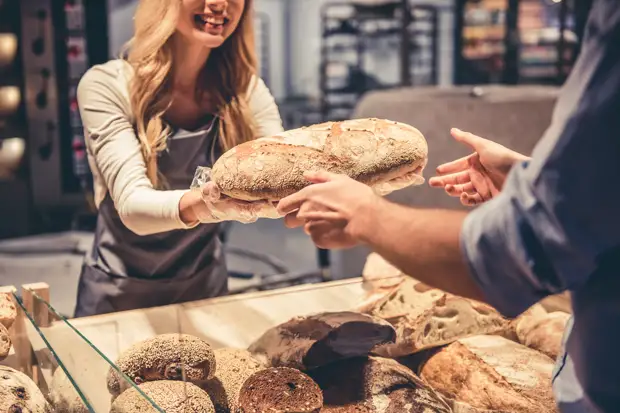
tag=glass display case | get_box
[2,279,370,412]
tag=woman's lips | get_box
[193,14,228,34]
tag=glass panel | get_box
[12,291,164,413]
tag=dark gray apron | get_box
[74,117,228,317]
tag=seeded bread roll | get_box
[0,292,17,329]
[0,323,10,361]
[309,356,451,413]
[49,368,89,413]
[210,118,428,203]
[110,380,215,413]
[107,333,216,398]
[419,335,557,413]
[201,348,265,413]
[368,278,508,358]
[248,312,396,371]
[237,367,323,413]
[0,365,52,413]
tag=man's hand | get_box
[277,171,381,249]
[428,128,530,206]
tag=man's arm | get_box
[358,201,486,302]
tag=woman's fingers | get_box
[429,170,471,187]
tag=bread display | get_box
[49,367,89,413]
[0,292,17,329]
[0,365,52,413]
[308,356,451,412]
[419,335,557,413]
[367,278,508,358]
[237,367,323,413]
[248,311,397,370]
[355,253,406,314]
[210,118,428,204]
[515,311,571,360]
[201,348,265,413]
[107,333,216,397]
[110,380,215,413]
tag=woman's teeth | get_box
[194,15,226,28]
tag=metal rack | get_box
[319,0,440,122]
[254,11,271,90]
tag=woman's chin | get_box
[191,31,227,48]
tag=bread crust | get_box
[211,118,428,201]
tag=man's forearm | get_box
[357,198,486,302]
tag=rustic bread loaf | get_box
[0,323,10,360]
[516,311,571,360]
[495,303,548,342]
[0,365,52,413]
[107,333,216,398]
[49,368,89,413]
[368,278,508,358]
[110,380,215,413]
[0,292,17,329]
[247,311,396,371]
[308,356,451,413]
[419,335,557,413]
[201,348,265,413]
[237,367,323,413]
[211,118,428,202]
[355,253,406,314]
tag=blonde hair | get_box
[124,0,258,187]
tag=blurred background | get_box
[0,0,591,315]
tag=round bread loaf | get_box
[211,118,428,202]
[110,380,215,413]
[107,333,216,397]
[201,348,264,412]
[237,367,323,413]
[0,365,52,413]
[0,323,10,361]
[0,292,17,329]
[49,368,89,413]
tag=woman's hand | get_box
[180,182,279,225]
[428,128,530,206]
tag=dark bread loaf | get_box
[211,118,428,202]
[308,356,451,413]
[419,335,557,413]
[368,278,508,358]
[110,380,215,413]
[0,365,52,413]
[107,333,216,398]
[201,348,265,413]
[247,311,396,371]
[237,367,323,413]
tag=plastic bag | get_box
[190,166,282,224]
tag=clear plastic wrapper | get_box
[190,166,282,223]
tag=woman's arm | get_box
[77,62,199,235]
[246,76,284,138]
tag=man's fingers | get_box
[284,211,305,228]
[429,171,471,187]
[451,128,485,149]
[460,192,484,206]
[277,189,310,215]
[297,209,342,221]
[445,182,475,197]
[435,154,476,175]
[304,170,340,183]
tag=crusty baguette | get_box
[419,335,557,413]
[367,278,508,358]
[211,118,428,202]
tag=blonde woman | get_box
[74,0,283,317]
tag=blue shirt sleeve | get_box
[460,1,620,318]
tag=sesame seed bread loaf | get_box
[210,118,428,203]
[110,380,215,413]
[107,333,216,398]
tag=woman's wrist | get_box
[179,190,203,225]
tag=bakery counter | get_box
[1,254,572,413]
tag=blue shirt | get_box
[460,1,620,412]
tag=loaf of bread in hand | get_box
[211,118,428,202]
